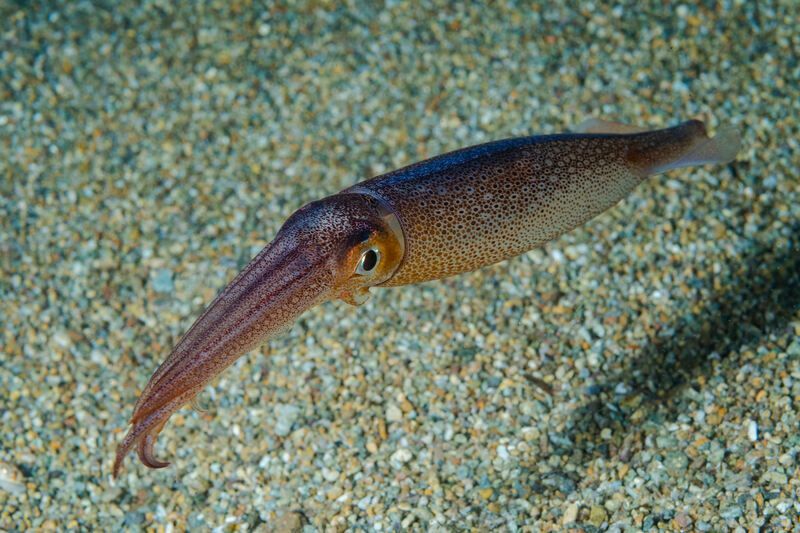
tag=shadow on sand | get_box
[563,220,800,466]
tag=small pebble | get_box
[0,462,25,495]
[747,420,758,441]
[390,448,413,466]
[151,268,174,293]
[273,404,300,437]
[562,503,579,525]
[589,505,607,526]
[497,445,510,461]
[385,404,403,423]
[719,506,743,520]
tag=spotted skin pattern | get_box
[114,119,737,476]
[350,122,706,285]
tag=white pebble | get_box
[391,448,413,465]
[550,249,565,263]
[322,468,339,482]
[0,462,24,495]
[747,420,758,442]
[274,404,300,437]
[562,503,579,525]
[497,445,510,461]
[386,404,403,422]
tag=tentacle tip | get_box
[140,452,171,470]
[148,459,171,470]
[137,432,171,470]
[113,427,137,479]
[112,456,123,479]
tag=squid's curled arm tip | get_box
[112,416,171,478]
[137,433,170,470]
[112,427,137,479]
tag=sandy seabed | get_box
[1,1,799,530]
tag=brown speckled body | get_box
[348,122,703,285]
[114,119,739,476]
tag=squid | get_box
[113,118,740,477]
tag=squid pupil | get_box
[361,249,378,271]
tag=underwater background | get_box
[1,1,798,530]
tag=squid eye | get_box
[356,248,380,275]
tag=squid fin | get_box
[643,122,741,176]
[189,396,207,414]
[574,118,648,135]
